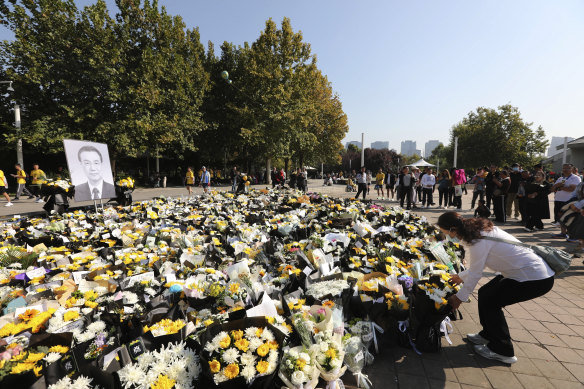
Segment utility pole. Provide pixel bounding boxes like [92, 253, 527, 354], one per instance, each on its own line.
[361, 132, 365, 167]
[453, 137, 459, 167]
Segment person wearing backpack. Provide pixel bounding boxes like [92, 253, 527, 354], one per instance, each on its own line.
[438, 211, 555, 364]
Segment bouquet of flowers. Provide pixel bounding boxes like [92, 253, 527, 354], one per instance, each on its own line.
[278, 346, 319, 389]
[200, 318, 284, 387]
[343, 335, 371, 389]
[41, 179, 75, 197]
[117, 341, 200, 389]
[314, 333, 346, 389]
[116, 177, 135, 189]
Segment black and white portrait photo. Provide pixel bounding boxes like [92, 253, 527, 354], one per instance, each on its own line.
[63, 140, 116, 202]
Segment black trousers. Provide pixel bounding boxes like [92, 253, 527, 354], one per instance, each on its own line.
[421, 188, 433, 206]
[493, 195, 506, 222]
[485, 187, 494, 210]
[478, 275, 554, 357]
[448, 187, 455, 205]
[471, 190, 485, 209]
[399, 186, 412, 209]
[553, 200, 568, 223]
[438, 188, 448, 206]
[356, 183, 367, 199]
[525, 213, 544, 230]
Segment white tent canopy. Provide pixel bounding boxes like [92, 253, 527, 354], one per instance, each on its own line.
[408, 158, 435, 167]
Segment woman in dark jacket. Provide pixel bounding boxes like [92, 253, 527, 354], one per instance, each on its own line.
[524, 171, 551, 231]
[493, 170, 511, 223]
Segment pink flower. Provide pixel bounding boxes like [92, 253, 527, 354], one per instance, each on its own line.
[0, 351, 12, 361]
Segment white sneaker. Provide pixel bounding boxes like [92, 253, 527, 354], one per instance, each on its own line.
[4, 202, 13, 207]
[474, 344, 517, 364]
[35, 198, 44, 203]
[467, 333, 488, 345]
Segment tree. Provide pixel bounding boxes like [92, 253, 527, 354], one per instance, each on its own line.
[449, 104, 548, 168]
[427, 143, 453, 170]
[0, 0, 209, 170]
[401, 153, 422, 166]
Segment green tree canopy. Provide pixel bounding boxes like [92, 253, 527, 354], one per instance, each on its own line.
[449, 104, 548, 169]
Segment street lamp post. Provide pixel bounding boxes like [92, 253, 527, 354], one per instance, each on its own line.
[1, 81, 23, 167]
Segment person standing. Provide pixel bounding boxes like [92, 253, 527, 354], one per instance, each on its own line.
[420, 168, 435, 208]
[366, 170, 372, 195]
[484, 165, 497, 210]
[199, 166, 211, 193]
[298, 168, 307, 192]
[492, 170, 511, 223]
[439, 212, 554, 364]
[524, 171, 551, 231]
[516, 170, 533, 224]
[504, 163, 522, 219]
[397, 166, 415, 210]
[437, 169, 451, 208]
[11, 163, 34, 200]
[451, 167, 466, 210]
[355, 166, 368, 200]
[230, 166, 238, 192]
[551, 163, 581, 226]
[29, 164, 47, 203]
[375, 168, 385, 199]
[385, 169, 396, 201]
[185, 167, 195, 195]
[470, 168, 486, 209]
[0, 169, 13, 206]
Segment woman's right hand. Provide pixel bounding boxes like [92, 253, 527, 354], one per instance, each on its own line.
[449, 274, 463, 285]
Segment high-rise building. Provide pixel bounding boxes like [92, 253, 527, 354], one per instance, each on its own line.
[371, 141, 389, 150]
[345, 141, 362, 149]
[548, 137, 575, 156]
[401, 140, 419, 156]
[425, 140, 441, 159]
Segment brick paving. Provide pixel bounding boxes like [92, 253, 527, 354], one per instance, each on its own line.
[1, 182, 583, 388]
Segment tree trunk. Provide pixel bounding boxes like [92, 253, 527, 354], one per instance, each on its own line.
[266, 157, 271, 185]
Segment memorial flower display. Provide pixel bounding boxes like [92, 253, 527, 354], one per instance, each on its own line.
[0, 188, 463, 388]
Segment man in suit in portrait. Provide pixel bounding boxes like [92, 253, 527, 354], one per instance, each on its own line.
[74, 145, 116, 202]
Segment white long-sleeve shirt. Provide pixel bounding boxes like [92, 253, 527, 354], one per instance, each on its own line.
[420, 174, 436, 188]
[456, 227, 554, 301]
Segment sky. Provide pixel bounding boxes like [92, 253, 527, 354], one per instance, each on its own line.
[1, 0, 583, 155]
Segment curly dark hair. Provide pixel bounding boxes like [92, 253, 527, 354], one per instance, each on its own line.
[437, 211, 494, 243]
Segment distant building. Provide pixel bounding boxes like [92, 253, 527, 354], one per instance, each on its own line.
[401, 140, 420, 156]
[543, 136, 584, 173]
[548, 137, 574, 157]
[425, 140, 441, 159]
[371, 141, 389, 150]
[345, 141, 362, 149]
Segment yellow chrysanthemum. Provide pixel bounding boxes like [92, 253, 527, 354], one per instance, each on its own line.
[11, 362, 35, 374]
[219, 335, 231, 349]
[256, 343, 270, 357]
[231, 329, 243, 340]
[63, 311, 80, 322]
[256, 360, 269, 374]
[151, 374, 176, 389]
[234, 338, 249, 352]
[48, 345, 69, 354]
[24, 352, 46, 363]
[209, 360, 221, 374]
[223, 363, 239, 379]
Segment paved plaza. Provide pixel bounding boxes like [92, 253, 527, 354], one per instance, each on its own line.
[1, 182, 583, 388]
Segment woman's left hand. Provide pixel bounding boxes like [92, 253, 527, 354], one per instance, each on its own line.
[448, 295, 462, 310]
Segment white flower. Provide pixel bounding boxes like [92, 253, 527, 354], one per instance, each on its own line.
[320, 342, 329, 352]
[48, 376, 71, 389]
[291, 370, 306, 386]
[43, 352, 63, 364]
[118, 363, 144, 389]
[123, 291, 139, 304]
[70, 375, 93, 389]
[240, 351, 256, 368]
[261, 328, 274, 342]
[144, 287, 156, 296]
[248, 337, 263, 352]
[222, 348, 240, 364]
[241, 364, 256, 383]
[213, 371, 228, 385]
[289, 349, 299, 359]
[330, 357, 341, 369]
[299, 352, 311, 364]
[87, 320, 106, 333]
[94, 286, 108, 295]
[244, 327, 258, 338]
[81, 307, 93, 315]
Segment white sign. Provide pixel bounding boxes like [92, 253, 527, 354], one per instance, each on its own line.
[63, 139, 116, 202]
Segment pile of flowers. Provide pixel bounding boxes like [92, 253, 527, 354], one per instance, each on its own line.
[0, 188, 464, 387]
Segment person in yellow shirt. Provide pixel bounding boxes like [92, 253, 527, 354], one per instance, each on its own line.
[185, 167, 194, 195]
[29, 163, 47, 203]
[11, 163, 34, 201]
[375, 168, 385, 199]
[0, 170, 13, 206]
